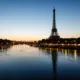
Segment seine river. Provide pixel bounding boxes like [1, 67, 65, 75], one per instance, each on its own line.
[0, 44, 80, 80]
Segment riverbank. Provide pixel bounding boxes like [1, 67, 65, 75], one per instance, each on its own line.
[28, 43, 80, 50]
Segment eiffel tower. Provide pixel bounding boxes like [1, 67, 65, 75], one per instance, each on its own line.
[49, 8, 60, 40]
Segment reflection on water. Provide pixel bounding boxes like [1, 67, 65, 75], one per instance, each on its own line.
[0, 45, 80, 80]
[39, 47, 58, 80]
[39, 47, 80, 80]
[51, 49, 57, 80]
[40, 47, 80, 61]
[39, 47, 80, 61]
[0, 45, 12, 56]
[0, 45, 11, 52]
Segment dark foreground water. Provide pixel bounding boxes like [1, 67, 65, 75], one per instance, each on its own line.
[0, 44, 80, 80]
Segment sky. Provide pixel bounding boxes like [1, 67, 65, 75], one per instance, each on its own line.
[0, 0, 80, 41]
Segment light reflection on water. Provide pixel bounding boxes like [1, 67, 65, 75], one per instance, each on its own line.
[0, 44, 80, 80]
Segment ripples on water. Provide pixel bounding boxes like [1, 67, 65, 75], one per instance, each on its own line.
[0, 44, 80, 80]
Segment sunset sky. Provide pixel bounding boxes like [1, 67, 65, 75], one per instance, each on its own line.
[0, 0, 80, 41]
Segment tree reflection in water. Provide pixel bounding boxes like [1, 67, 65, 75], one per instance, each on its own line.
[0, 45, 12, 55]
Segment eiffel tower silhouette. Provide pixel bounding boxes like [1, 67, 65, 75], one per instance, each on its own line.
[49, 8, 60, 40]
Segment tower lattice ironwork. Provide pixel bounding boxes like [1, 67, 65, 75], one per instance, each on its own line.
[49, 8, 60, 39]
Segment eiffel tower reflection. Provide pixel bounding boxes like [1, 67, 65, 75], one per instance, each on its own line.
[39, 47, 58, 80]
[50, 48, 58, 80]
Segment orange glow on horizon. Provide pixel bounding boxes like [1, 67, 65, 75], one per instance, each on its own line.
[1, 35, 46, 41]
[0, 33, 80, 41]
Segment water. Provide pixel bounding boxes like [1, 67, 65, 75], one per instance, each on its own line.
[0, 44, 80, 80]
